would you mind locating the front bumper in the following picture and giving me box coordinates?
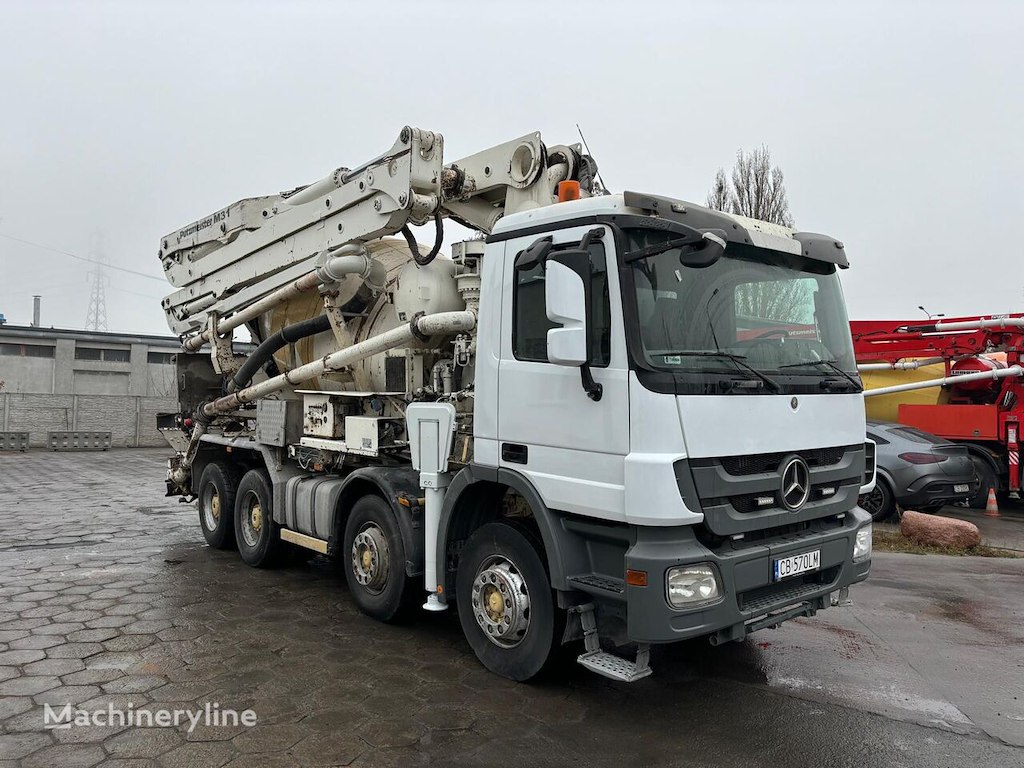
[623,507,872,644]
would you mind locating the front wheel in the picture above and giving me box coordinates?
[456,522,561,682]
[234,469,285,568]
[860,478,896,522]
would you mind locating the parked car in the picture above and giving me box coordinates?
[859,420,977,521]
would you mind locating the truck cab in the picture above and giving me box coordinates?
[437,191,873,679]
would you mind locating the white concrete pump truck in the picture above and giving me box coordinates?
[157,127,875,682]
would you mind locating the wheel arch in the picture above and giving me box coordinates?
[437,465,571,599]
[960,443,1003,488]
[330,466,425,578]
[873,467,896,496]
[189,437,277,498]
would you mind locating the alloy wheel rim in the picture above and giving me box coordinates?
[241,491,263,547]
[471,556,531,649]
[351,524,390,595]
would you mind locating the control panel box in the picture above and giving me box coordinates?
[302,393,345,438]
[345,416,402,456]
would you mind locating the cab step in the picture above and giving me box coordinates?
[571,603,652,683]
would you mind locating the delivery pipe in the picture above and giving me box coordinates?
[900,317,1024,334]
[857,357,945,372]
[182,244,383,352]
[201,309,477,417]
[864,365,1024,398]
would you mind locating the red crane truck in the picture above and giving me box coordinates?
[852,314,1024,508]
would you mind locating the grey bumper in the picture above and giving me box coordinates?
[623,507,872,644]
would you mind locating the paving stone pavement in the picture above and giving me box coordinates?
[1,449,1022,768]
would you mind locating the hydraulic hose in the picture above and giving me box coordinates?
[401,212,444,266]
[227,314,333,393]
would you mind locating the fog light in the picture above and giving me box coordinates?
[666,563,722,609]
[853,523,872,562]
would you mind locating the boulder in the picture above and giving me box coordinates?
[900,510,981,549]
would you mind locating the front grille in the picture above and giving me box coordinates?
[729,494,765,514]
[729,485,843,515]
[738,566,840,613]
[864,440,876,486]
[721,446,850,476]
[685,445,866,537]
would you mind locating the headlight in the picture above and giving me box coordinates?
[853,524,872,562]
[666,563,722,609]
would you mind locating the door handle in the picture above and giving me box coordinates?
[501,443,528,465]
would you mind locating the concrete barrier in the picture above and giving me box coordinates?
[0,393,176,448]
[0,432,29,451]
[48,431,112,451]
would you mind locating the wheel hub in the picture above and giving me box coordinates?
[240,491,264,548]
[351,525,390,594]
[471,558,531,649]
[201,484,222,531]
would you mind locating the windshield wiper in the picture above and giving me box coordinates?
[625,234,699,262]
[778,359,863,391]
[657,351,781,393]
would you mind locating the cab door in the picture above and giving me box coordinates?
[495,224,630,523]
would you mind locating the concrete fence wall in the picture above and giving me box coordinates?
[0,392,177,448]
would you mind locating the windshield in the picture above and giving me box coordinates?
[625,228,857,390]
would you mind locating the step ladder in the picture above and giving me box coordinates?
[572,604,652,683]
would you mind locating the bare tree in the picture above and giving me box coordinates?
[708,147,810,327]
[734,279,814,324]
[707,146,794,228]
[705,168,730,212]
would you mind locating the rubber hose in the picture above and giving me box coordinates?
[227,314,332,393]
[401,212,444,266]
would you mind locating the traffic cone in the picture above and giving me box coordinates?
[985,487,1000,518]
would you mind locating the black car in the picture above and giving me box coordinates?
[859,420,977,521]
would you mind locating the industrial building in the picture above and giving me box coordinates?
[0,324,181,447]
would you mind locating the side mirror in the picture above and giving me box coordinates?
[545,261,588,366]
[679,231,726,268]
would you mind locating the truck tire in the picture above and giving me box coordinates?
[968,456,998,510]
[342,495,412,622]
[197,462,240,550]
[234,469,284,568]
[456,521,561,682]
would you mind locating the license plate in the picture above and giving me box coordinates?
[774,550,821,581]
[954,484,970,493]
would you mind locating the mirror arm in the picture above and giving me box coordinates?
[580,365,603,401]
[579,227,604,251]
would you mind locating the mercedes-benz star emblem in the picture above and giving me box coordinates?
[779,457,811,511]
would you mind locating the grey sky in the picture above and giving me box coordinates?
[1,0,1020,335]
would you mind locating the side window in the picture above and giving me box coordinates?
[512,239,611,366]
